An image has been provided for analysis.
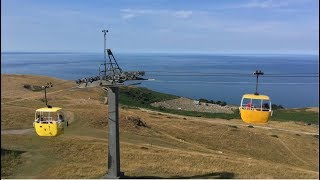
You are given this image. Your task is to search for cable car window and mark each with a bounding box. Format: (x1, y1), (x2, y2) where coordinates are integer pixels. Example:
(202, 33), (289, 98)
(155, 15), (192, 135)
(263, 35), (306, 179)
(262, 100), (271, 111)
(37, 112), (52, 122)
(251, 99), (262, 110)
(58, 114), (64, 122)
(242, 98), (251, 109)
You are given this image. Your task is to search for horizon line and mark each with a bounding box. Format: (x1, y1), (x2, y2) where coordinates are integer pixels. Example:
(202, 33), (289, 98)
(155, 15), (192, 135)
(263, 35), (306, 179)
(1, 51), (319, 55)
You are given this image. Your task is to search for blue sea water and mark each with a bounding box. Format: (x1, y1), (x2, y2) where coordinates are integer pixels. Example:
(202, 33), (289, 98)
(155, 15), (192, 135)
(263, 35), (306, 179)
(1, 52), (319, 108)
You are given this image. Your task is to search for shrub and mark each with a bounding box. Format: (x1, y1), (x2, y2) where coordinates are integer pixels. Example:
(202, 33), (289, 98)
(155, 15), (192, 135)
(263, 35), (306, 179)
(159, 106), (166, 111)
(228, 125), (238, 128)
(220, 101), (227, 106)
(272, 104), (285, 110)
(199, 98), (210, 103)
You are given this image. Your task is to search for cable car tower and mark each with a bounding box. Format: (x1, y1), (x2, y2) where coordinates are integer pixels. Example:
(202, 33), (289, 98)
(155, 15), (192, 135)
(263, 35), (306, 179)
(76, 31), (145, 88)
(76, 30), (146, 179)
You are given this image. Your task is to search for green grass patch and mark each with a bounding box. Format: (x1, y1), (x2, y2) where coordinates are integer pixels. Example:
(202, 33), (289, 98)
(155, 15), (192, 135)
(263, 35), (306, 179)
(119, 86), (178, 108)
(153, 107), (240, 119)
(271, 109), (319, 124)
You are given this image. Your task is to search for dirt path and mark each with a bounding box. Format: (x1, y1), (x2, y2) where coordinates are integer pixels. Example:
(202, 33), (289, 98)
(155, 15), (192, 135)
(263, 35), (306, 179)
(277, 138), (310, 166)
(149, 123), (224, 155)
(1, 128), (34, 135)
(139, 108), (319, 136)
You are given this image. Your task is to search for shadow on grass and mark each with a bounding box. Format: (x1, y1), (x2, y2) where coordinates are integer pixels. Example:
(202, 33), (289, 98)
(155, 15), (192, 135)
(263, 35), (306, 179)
(1, 148), (26, 157)
(124, 172), (235, 179)
(1, 148), (26, 177)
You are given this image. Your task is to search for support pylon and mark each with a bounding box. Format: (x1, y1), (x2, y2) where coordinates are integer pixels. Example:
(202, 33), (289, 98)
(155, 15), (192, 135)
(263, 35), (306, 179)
(102, 85), (124, 179)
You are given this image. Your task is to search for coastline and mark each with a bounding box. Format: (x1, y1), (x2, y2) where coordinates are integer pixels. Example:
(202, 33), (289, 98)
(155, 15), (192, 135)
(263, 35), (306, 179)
(1, 73), (319, 109)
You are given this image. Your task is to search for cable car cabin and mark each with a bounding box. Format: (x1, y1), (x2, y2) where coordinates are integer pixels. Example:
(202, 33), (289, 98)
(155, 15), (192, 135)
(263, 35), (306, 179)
(239, 94), (273, 124)
(33, 107), (67, 137)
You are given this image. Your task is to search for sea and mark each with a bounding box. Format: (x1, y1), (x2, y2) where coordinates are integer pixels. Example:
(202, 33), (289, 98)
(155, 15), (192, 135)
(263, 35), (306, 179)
(1, 52), (319, 108)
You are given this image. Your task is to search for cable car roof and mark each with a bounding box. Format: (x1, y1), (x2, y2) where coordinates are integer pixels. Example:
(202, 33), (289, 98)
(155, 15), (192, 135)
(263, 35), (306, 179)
(242, 94), (270, 100)
(36, 107), (62, 112)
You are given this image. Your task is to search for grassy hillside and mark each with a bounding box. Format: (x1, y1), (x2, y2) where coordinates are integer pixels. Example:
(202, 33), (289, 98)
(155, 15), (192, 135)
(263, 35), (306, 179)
(119, 86), (318, 124)
(1, 74), (319, 179)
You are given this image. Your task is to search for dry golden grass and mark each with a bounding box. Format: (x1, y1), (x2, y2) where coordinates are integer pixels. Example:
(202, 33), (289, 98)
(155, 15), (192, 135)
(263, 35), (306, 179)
(2, 133), (318, 179)
(1, 105), (35, 129)
(1, 74), (319, 179)
(1, 74), (70, 101)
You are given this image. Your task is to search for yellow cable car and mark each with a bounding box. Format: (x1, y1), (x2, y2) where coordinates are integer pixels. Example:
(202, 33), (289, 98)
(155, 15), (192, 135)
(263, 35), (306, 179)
(239, 94), (273, 124)
(33, 107), (68, 137)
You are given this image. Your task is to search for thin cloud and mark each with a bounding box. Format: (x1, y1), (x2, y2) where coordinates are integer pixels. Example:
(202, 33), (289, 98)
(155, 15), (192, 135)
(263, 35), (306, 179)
(224, 23), (276, 33)
(233, 0), (314, 9)
(174, 10), (193, 19)
(121, 9), (154, 14)
(239, 0), (289, 8)
(120, 9), (153, 19)
(120, 8), (193, 20)
(122, 13), (136, 19)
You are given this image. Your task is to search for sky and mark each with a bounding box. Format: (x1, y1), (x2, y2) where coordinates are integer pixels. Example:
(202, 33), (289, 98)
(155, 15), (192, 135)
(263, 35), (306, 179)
(1, 0), (319, 54)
